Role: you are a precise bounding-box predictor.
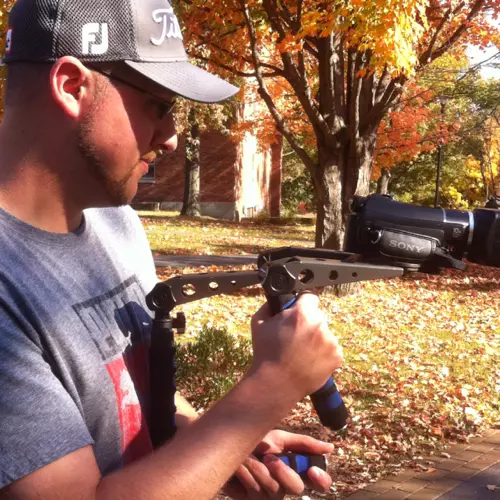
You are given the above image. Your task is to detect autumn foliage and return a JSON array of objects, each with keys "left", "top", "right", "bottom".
[
  {"left": 372, "top": 82, "right": 437, "bottom": 179},
  {"left": 178, "top": 0, "right": 500, "bottom": 251},
  {"left": 0, "top": 1, "right": 16, "bottom": 122}
]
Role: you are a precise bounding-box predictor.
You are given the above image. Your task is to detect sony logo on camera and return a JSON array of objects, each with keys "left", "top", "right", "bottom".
[
  {"left": 389, "top": 240, "right": 425, "bottom": 253},
  {"left": 379, "top": 230, "right": 434, "bottom": 262}
]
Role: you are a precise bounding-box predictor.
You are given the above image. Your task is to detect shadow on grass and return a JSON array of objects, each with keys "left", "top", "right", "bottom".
[
  {"left": 153, "top": 242, "right": 314, "bottom": 257},
  {"left": 141, "top": 214, "right": 314, "bottom": 234}
]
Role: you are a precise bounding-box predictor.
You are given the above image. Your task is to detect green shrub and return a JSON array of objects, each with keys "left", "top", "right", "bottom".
[
  {"left": 175, "top": 324, "right": 253, "bottom": 410},
  {"left": 281, "top": 173, "right": 316, "bottom": 215}
]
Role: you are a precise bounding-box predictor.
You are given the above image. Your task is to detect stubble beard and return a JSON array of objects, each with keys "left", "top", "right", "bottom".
[{"left": 76, "top": 112, "right": 138, "bottom": 208}]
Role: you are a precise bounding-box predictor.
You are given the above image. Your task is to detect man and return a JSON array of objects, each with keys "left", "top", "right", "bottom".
[{"left": 0, "top": 0, "right": 343, "bottom": 499}]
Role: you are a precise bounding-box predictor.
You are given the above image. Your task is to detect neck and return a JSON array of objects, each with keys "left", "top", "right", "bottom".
[{"left": 0, "top": 119, "right": 86, "bottom": 233}]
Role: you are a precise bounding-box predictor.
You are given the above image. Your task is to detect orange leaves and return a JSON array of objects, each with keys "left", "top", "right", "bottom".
[
  {"left": 373, "top": 83, "right": 437, "bottom": 175},
  {"left": 276, "top": 34, "right": 303, "bottom": 55},
  {"left": 180, "top": 0, "right": 500, "bottom": 86}
]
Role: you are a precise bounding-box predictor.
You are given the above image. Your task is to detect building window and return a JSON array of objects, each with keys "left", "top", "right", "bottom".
[{"left": 140, "top": 160, "right": 156, "bottom": 183}]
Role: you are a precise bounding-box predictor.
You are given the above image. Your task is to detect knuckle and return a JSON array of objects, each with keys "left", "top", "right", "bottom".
[{"left": 245, "top": 457, "right": 264, "bottom": 475}]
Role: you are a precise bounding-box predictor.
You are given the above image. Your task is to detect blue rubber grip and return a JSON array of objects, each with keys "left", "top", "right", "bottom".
[
  {"left": 262, "top": 452, "right": 327, "bottom": 476},
  {"left": 275, "top": 454, "right": 314, "bottom": 474},
  {"left": 229, "top": 452, "right": 327, "bottom": 484},
  {"left": 267, "top": 294, "right": 348, "bottom": 431}
]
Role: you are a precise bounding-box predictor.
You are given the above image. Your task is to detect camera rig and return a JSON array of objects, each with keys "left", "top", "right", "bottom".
[
  {"left": 145, "top": 195, "right": 500, "bottom": 476},
  {"left": 146, "top": 247, "right": 403, "bottom": 453}
]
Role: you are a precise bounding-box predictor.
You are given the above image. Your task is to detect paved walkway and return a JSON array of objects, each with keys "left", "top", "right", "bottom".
[
  {"left": 154, "top": 254, "right": 256, "bottom": 269},
  {"left": 347, "top": 429, "right": 500, "bottom": 499}
]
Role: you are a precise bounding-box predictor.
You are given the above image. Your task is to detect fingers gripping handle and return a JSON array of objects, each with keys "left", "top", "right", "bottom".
[
  {"left": 229, "top": 453, "right": 327, "bottom": 485},
  {"left": 266, "top": 294, "right": 348, "bottom": 431},
  {"left": 259, "top": 452, "right": 327, "bottom": 476}
]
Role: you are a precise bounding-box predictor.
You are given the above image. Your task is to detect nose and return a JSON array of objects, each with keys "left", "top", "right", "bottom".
[{"left": 153, "top": 113, "right": 178, "bottom": 153}]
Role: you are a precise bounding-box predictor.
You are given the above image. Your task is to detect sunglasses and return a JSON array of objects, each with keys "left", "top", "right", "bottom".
[{"left": 87, "top": 66, "right": 177, "bottom": 119}]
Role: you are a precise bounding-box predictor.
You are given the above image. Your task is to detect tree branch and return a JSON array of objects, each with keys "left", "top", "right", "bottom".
[
  {"left": 374, "top": 66, "right": 391, "bottom": 103},
  {"left": 332, "top": 35, "right": 346, "bottom": 132},
  {"left": 363, "top": 76, "right": 406, "bottom": 134},
  {"left": 419, "top": 7, "right": 453, "bottom": 65},
  {"left": 260, "top": 0, "right": 334, "bottom": 144},
  {"left": 240, "top": 0, "right": 317, "bottom": 173},
  {"left": 427, "top": 0, "right": 486, "bottom": 63},
  {"left": 192, "top": 39, "right": 285, "bottom": 75},
  {"left": 194, "top": 54, "right": 284, "bottom": 78},
  {"left": 360, "top": 50, "right": 374, "bottom": 117},
  {"left": 317, "top": 34, "right": 335, "bottom": 130},
  {"left": 347, "top": 51, "right": 363, "bottom": 138}
]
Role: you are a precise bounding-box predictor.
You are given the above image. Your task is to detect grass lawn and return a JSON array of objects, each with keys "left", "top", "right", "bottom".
[
  {"left": 138, "top": 211, "right": 316, "bottom": 256},
  {"left": 140, "top": 211, "right": 500, "bottom": 499}
]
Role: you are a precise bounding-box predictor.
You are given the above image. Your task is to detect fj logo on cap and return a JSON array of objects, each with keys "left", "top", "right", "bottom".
[
  {"left": 82, "top": 23, "right": 109, "bottom": 55},
  {"left": 5, "top": 29, "right": 12, "bottom": 54},
  {"left": 151, "top": 8, "right": 183, "bottom": 45}
]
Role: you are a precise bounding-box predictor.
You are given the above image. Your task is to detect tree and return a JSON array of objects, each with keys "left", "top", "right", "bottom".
[
  {"left": 388, "top": 76, "right": 500, "bottom": 210},
  {"left": 173, "top": 97, "right": 237, "bottom": 217},
  {"left": 181, "top": 106, "right": 201, "bottom": 216},
  {"left": 372, "top": 82, "right": 437, "bottom": 194},
  {"left": 168, "top": 7, "right": 243, "bottom": 218},
  {"left": 179, "top": 0, "right": 500, "bottom": 249},
  {"left": 0, "top": 1, "right": 16, "bottom": 123}
]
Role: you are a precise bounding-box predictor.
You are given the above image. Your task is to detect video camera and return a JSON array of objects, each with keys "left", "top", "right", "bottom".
[{"left": 347, "top": 194, "right": 500, "bottom": 273}]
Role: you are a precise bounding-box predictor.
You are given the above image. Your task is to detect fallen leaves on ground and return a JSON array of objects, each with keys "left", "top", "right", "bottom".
[
  {"left": 149, "top": 216, "right": 500, "bottom": 499},
  {"left": 157, "top": 262, "right": 500, "bottom": 499}
]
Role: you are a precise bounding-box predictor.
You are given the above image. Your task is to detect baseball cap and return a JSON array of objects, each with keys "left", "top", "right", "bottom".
[{"left": 3, "top": 0, "right": 239, "bottom": 103}]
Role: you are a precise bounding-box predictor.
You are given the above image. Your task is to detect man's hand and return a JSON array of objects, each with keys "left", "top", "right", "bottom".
[
  {"left": 249, "top": 292, "right": 343, "bottom": 401},
  {"left": 223, "top": 430, "right": 334, "bottom": 499}
]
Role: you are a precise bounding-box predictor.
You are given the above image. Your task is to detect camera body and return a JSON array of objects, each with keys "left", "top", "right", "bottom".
[{"left": 347, "top": 194, "right": 500, "bottom": 273}]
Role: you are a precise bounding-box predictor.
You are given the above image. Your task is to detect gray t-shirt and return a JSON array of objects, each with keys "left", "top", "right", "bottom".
[{"left": 0, "top": 206, "right": 159, "bottom": 488}]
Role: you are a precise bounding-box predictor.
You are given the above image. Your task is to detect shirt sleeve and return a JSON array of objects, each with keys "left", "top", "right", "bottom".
[{"left": 0, "top": 308, "right": 94, "bottom": 488}]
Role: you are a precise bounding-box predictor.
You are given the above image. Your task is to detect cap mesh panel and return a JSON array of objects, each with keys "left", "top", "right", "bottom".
[
  {"left": 5, "top": 0, "right": 138, "bottom": 63},
  {"left": 5, "top": 0, "right": 58, "bottom": 62}
]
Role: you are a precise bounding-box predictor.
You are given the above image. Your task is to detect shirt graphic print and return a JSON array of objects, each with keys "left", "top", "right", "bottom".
[{"left": 73, "top": 275, "right": 153, "bottom": 464}]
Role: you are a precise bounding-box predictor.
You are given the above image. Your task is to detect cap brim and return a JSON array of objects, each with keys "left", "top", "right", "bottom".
[{"left": 124, "top": 60, "right": 239, "bottom": 104}]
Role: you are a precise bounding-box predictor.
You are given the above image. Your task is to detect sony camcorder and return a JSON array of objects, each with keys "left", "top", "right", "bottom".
[{"left": 347, "top": 194, "right": 500, "bottom": 273}]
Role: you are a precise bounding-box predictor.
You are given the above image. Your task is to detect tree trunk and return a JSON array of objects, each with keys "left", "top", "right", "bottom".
[
  {"left": 376, "top": 168, "right": 391, "bottom": 195},
  {"left": 313, "top": 147, "right": 345, "bottom": 250},
  {"left": 181, "top": 107, "right": 201, "bottom": 216},
  {"left": 479, "top": 159, "right": 489, "bottom": 202},
  {"left": 313, "top": 136, "right": 376, "bottom": 297}
]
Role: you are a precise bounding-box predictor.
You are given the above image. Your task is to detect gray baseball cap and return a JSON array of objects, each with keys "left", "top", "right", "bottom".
[{"left": 3, "top": 0, "right": 239, "bottom": 103}]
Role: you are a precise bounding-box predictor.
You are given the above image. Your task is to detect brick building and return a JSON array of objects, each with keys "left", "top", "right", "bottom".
[{"left": 134, "top": 106, "right": 283, "bottom": 220}]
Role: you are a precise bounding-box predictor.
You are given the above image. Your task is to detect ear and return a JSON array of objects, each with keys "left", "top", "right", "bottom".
[{"left": 50, "top": 56, "right": 96, "bottom": 118}]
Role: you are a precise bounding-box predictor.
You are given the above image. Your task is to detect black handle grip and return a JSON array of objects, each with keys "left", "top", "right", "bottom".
[{"left": 266, "top": 293, "right": 348, "bottom": 431}]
